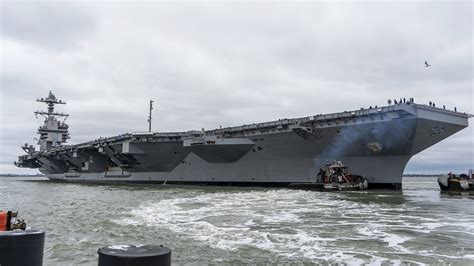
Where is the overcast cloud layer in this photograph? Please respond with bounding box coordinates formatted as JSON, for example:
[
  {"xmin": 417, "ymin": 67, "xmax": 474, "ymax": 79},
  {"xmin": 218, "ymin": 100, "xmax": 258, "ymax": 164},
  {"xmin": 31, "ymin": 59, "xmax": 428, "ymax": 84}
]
[{"xmin": 1, "ymin": 1, "xmax": 472, "ymax": 174}]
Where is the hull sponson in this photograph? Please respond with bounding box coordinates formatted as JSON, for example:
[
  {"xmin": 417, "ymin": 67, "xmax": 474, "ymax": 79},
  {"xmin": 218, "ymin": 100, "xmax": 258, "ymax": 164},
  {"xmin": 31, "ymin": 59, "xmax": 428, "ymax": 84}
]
[
  {"xmin": 17, "ymin": 103, "xmax": 471, "ymax": 189},
  {"xmin": 183, "ymin": 138, "xmax": 255, "ymax": 163},
  {"xmin": 125, "ymin": 142, "xmax": 190, "ymax": 172},
  {"xmin": 36, "ymin": 156, "xmax": 69, "ymax": 174}
]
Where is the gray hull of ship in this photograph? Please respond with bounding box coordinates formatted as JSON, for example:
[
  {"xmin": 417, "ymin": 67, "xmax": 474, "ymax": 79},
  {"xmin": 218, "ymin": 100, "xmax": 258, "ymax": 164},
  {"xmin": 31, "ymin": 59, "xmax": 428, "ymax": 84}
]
[{"xmin": 47, "ymin": 154, "xmax": 411, "ymax": 187}]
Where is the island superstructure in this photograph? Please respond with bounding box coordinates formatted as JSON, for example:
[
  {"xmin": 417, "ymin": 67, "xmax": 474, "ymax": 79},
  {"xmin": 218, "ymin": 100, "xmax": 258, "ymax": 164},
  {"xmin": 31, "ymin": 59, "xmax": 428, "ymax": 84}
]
[{"xmin": 16, "ymin": 92, "xmax": 472, "ymax": 189}]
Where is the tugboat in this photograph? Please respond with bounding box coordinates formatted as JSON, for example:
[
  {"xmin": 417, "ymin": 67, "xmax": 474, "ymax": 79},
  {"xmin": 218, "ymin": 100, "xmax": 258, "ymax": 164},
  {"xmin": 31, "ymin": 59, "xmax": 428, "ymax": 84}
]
[
  {"xmin": 438, "ymin": 170, "xmax": 474, "ymax": 194},
  {"xmin": 289, "ymin": 161, "xmax": 368, "ymax": 191},
  {"xmin": 320, "ymin": 161, "xmax": 368, "ymax": 191}
]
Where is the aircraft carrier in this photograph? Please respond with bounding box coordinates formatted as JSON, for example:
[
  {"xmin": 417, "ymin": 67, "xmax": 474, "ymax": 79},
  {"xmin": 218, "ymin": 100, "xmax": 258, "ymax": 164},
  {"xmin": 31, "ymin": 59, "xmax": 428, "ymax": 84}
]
[{"xmin": 15, "ymin": 92, "xmax": 472, "ymax": 189}]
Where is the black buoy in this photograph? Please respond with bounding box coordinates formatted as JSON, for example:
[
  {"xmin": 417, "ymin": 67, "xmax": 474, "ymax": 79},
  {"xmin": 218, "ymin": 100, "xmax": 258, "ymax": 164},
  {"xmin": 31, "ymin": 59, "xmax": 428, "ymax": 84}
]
[
  {"xmin": 98, "ymin": 244, "xmax": 171, "ymax": 266},
  {"xmin": 0, "ymin": 229, "xmax": 45, "ymax": 266}
]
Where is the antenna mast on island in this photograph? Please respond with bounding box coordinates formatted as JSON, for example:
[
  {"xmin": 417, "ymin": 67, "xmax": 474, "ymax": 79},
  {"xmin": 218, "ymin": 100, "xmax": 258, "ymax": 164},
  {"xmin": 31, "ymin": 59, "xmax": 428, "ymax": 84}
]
[
  {"xmin": 148, "ymin": 100, "xmax": 154, "ymax": 132},
  {"xmin": 34, "ymin": 91, "xmax": 70, "ymax": 151}
]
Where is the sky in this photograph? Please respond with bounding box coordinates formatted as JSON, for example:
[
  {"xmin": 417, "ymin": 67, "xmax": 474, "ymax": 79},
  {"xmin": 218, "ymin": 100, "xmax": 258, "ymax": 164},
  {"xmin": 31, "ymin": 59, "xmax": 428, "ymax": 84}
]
[{"xmin": 0, "ymin": 1, "xmax": 472, "ymax": 174}]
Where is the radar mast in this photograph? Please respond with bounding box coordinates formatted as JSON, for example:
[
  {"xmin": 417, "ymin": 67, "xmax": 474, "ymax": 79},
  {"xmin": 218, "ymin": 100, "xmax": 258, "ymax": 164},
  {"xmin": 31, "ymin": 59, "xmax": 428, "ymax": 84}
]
[{"xmin": 34, "ymin": 91, "xmax": 70, "ymax": 151}]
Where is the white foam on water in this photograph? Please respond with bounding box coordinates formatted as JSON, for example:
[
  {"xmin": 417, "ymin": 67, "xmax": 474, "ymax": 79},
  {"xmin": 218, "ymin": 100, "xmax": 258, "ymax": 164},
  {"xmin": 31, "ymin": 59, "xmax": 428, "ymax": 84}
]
[
  {"xmin": 421, "ymin": 222, "xmax": 443, "ymax": 231},
  {"xmin": 415, "ymin": 252, "xmax": 473, "ymax": 260},
  {"xmin": 112, "ymin": 188, "xmax": 474, "ymax": 263},
  {"xmin": 244, "ymin": 219, "xmax": 255, "ymax": 226},
  {"xmin": 313, "ymin": 249, "xmax": 409, "ymax": 265},
  {"xmin": 382, "ymin": 234, "xmax": 411, "ymax": 252},
  {"xmin": 448, "ymin": 221, "xmax": 474, "ymax": 231},
  {"xmin": 262, "ymin": 210, "xmax": 300, "ymax": 224},
  {"xmin": 108, "ymin": 244, "xmax": 130, "ymax": 250},
  {"xmin": 133, "ymin": 192, "xmax": 323, "ymax": 258},
  {"xmin": 356, "ymin": 223, "xmax": 412, "ymax": 254},
  {"xmin": 115, "ymin": 189, "xmax": 351, "ymax": 259},
  {"xmin": 465, "ymin": 254, "xmax": 474, "ymax": 259},
  {"xmin": 398, "ymin": 215, "xmax": 437, "ymax": 222},
  {"xmin": 315, "ymin": 250, "xmax": 366, "ymax": 265}
]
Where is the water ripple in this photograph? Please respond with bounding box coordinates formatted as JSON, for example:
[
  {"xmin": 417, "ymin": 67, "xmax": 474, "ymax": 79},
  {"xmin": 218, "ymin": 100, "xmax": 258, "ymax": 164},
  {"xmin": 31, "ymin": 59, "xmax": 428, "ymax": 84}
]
[{"xmin": 2, "ymin": 176, "xmax": 474, "ymax": 264}]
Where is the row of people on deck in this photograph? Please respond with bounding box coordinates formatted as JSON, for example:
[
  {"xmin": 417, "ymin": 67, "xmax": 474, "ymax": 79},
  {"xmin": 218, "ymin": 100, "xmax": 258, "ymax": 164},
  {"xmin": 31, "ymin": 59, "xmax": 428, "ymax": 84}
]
[
  {"xmin": 386, "ymin": 97, "xmax": 459, "ymax": 112},
  {"xmin": 388, "ymin": 97, "xmax": 414, "ymax": 105},
  {"xmin": 429, "ymin": 101, "xmax": 457, "ymax": 112}
]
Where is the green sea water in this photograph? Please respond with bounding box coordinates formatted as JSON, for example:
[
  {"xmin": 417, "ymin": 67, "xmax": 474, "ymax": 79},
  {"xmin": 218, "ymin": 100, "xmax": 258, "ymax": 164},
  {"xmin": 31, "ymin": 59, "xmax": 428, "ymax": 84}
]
[{"xmin": 1, "ymin": 176, "xmax": 473, "ymax": 265}]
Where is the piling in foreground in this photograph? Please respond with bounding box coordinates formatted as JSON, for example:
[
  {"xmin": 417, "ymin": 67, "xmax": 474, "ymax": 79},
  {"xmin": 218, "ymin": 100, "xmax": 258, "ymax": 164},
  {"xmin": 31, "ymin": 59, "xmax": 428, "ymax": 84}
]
[
  {"xmin": 98, "ymin": 244, "xmax": 171, "ymax": 266},
  {"xmin": 0, "ymin": 229, "xmax": 45, "ymax": 266}
]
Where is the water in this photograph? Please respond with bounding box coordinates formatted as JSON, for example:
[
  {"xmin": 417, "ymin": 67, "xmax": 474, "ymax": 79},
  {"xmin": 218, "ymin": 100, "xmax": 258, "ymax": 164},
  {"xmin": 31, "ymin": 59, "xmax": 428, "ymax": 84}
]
[{"xmin": 1, "ymin": 176, "xmax": 473, "ymax": 265}]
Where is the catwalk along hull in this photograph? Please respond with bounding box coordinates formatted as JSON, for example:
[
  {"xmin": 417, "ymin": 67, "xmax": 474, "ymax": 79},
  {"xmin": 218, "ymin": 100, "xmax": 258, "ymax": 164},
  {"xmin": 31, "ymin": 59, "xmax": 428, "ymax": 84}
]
[{"xmin": 16, "ymin": 99, "xmax": 471, "ymax": 189}]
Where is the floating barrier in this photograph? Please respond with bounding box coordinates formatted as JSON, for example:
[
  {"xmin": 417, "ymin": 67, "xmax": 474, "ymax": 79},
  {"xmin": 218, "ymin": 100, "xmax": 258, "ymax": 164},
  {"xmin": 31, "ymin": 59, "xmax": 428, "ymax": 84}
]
[{"xmin": 98, "ymin": 244, "xmax": 171, "ymax": 266}]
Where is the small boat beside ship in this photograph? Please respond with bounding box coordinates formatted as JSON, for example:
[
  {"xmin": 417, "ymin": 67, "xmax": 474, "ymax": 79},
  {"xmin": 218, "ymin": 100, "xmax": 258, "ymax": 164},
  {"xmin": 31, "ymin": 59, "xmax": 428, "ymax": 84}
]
[
  {"xmin": 438, "ymin": 169, "xmax": 474, "ymax": 194},
  {"xmin": 289, "ymin": 161, "xmax": 368, "ymax": 191}
]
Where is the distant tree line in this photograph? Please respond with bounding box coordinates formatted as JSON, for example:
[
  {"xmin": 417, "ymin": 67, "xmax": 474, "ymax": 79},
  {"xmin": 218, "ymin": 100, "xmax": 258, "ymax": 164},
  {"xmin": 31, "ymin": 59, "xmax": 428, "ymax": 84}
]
[
  {"xmin": 0, "ymin": 173, "xmax": 45, "ymax": 177},
  {"xmin": 403, "ymin": 174, "xmax": 443, "ymax": 177},
  {"xmin": 0, "ymin": 173, "xmax": 446, "ymax": 178}
]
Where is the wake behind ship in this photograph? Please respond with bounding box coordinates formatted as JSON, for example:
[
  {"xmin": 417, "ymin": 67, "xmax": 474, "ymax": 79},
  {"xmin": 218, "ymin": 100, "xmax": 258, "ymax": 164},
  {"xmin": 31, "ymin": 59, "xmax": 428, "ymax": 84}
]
[{"xmin": 16, "ymin": 92, "xmax": 472, "ymax": 189}]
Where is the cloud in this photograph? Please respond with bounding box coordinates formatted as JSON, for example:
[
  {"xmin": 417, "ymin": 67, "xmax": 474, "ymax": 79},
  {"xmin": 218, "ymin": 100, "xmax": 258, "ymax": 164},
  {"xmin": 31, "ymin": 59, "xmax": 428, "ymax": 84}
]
[
  {"xmin": 1, "ymin": 2, "xmax": 95, "ymax": 51},
  {"xmin": 1, "ymin": 2, "xmax": 472, "ymax": 174}
]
